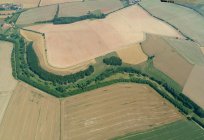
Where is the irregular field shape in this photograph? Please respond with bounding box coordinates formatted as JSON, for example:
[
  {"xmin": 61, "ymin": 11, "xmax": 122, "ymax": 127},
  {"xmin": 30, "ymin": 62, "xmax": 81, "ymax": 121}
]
[
  {"xmin": 61, "ymin": 83, "xmax": 182, "ymax": 140},
  {"xmin": 0, "ymin": 82, "xmax": 60, "ymax": 140},
  {"xmin": 141, "ymin": 35, "xmax": 193, "ymax": 87},
  {"xmin": 40, "ymin": 0, "xmax": 82, "ymax": 6},
  {"xmin": 183, "ymin": 65, "xmax": 204, "ymax": 109},
  {"xmin": 26, "ymin": 5, "xmax": 181, "ymax": 68},
  {"xmin": 59, "ymin": 0, "xmax": 123, "ymax": 17},
  {"xmin": 16, "ymin": 5, "xmax": 57, "ymax": 25},
  {"xmin": 140, "ymin": 0, "xmax": 204, "ymax": 45},
  {"xmin": 114, "ymin": 120, "xmax": 204, "ymax": 140},
  {"xmin": 0, "ymin": 0, "xmax": 40, "ymax": 8},
  {"xmin": 116, "ymin": 43, "xmax": 148, "ymax": 65},
  {"xmin": 20, "ymin": 29, "xmax": 96, "ymax": 75}
]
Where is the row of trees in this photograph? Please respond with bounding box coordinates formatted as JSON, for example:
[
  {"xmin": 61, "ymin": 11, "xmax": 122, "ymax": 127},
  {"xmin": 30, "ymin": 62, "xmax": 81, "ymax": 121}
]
[
  {"xmin": 26, "ymin": 43, "xmax": 94, "ymax": 84},
  {"xmin": 53, "ymin": 10, "xmax": 105, "ymax": 24}
]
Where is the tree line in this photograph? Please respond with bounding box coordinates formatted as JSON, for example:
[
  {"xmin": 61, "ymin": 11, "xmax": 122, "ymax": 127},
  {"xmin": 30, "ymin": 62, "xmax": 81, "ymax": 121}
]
[{"xmin": 26, "ymin": 43, "xmax": 94, "ymax": 84}]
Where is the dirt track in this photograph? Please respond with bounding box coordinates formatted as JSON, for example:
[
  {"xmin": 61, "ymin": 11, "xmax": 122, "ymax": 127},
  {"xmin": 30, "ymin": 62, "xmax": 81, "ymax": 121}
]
[{"xmin": 61, "ymin": 83, "xmax": 182, "ymax": 140}]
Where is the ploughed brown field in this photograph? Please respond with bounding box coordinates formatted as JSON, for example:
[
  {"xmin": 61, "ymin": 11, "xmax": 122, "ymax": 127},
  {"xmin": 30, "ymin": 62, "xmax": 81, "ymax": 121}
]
[
  {"xmin": 25, "ymin": 5, "xmax": 182, "ymax": 68},
  {"xmin": 61, "ymin": 83, "xmax": 182, "ymax": 140}
]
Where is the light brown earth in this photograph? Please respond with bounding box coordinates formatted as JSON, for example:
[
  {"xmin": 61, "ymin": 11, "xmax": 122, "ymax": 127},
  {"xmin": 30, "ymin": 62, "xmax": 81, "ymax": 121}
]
[
  {"xmin": 40, "ymin": 0, "xmax": 82, "ymax": 6},
  {"xmin": 116, "ymin": 43, "xmax": 148, "ymax": 65},
  {"xmin": 0, "ymin": 82, "xmax": 60, "ymax": 140},
  {"xmin": 20, "ymin": 29, "xmax": 96, "ymax": 75},
  {"xmin": 61, "ymin": 83, "xmax": 182, "ymax": 140},
  {"xmin": 183, "ymin": 65, "xmax": 204, "ymax": 109},
  {"xmin": 0, "ymin": 0, "xmax": 40, "ymax": 8},
  {"xmin": 141, "ymin": 35, "xmax": 193, "ymax": 87},
  {"xmin": 0, "ymin": 41, "xmax": 18, "ymax": 128},
  {"xmin": 26, "ymin": 5, "xmax": 182, "ymax": 68}
]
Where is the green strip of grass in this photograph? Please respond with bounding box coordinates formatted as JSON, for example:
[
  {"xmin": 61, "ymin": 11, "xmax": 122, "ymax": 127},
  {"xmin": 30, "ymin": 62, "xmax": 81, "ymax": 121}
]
[{"xmin": 113, "ymin": 120, "xmax": 204, "ymax": 140}]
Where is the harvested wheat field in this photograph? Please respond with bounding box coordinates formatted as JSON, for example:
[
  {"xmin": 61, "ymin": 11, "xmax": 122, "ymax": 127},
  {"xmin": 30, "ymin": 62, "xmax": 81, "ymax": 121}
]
[
  {"xmin": 0, "ymin": 0, "xmax": 40, "ymax": 8},
  {"xmin": 141, "ymin": 35, "xmax": 193, "ymax": 87},
  {"xmin": 116, "ymin": 43, "xmax": 147, "ymax": 65},
  {"xmin": 0, "ymin": 41, "xmax": 17, "ymax": 126},
  {"xmin": 20, "ymin": 29, "xmax": 96, "ymax": 75},
  {"xmin": 16, "ymin": 5, "xmax": 57, "ymax": 25},
  {"xmin": 25, "ymin": 5, "xmax": 181, "ymax": 68},
  {"xmin": 61, "ymin": 83, "xmax": 182, "ymax": 140},
  {"xmin": 0, "ymin": 82, "xmax": 60, "ymax": 140},
  {"xmin": 183, "ymin": 65, "xmax": 204, "ymax": 109},
  {"xmin": 40, "ymin": 0, "xmax": 82, "ymax": 6}
]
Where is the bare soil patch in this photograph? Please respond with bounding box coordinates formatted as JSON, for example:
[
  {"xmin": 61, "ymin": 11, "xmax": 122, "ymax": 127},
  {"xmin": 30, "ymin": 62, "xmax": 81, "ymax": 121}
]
[
  {"xmin": 61, "ymin": 83, "xmax": 182, "ymax": 140},
  {"xmin": 26, "ymin": 5, "xmax": 181, "ymax": 68}
]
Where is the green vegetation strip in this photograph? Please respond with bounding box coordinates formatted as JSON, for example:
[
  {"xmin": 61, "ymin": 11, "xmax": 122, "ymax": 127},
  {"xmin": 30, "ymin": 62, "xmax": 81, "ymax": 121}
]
[
  {"xmin": 1, "ymin": 26, "xmax": 204, "ymax": 129},
  {"xmin": 113, "ymin": 120, "xmax": 204, "ymax": 140}
]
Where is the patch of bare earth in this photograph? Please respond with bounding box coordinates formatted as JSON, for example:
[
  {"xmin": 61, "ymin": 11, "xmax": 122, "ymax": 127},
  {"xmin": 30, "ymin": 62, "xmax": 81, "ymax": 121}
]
[{"xmin": 61, "ymin": 83, "xmax": 182, "ymax": 140}]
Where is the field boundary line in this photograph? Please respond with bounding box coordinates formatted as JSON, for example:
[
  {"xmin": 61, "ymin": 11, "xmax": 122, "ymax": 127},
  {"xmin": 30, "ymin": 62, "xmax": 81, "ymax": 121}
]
[{"xmin": 138, "ymin": 3, "xmax": 197, "ymax": 44}]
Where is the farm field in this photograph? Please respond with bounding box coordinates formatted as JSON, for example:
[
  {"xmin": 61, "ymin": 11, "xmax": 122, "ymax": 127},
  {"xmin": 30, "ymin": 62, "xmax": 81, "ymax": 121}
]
[
  {"xmin": 20, "ymin": 29, "xmax": 96, "ymax": 75},
  {"xmin": 173, "ymin": 0, "xmax": 204, "ymax": 16},
  {"xmin": 140, "ymin": 0, "xmax": 204, "ymax": 45},
  {"xmin": 0, "ymin": 0, "xmax": 40, "ymax": 8},
  {"xmin": 116, "ymin": 43, "xmax": 147, "ymax": 65},
  {"xmin": 40, "ymin": 0, "xmax": 82, "ymax": 6},
  {"xmin": 0, "ymin": 41, "xmax": 18, "ymax": 127},
  {"xmin": 58, "ymin": 0, "xmax": 123, "ymax": 17},
  {"xmin": 61, "ymin": 83, "xmax": 182, "ymax": 140},
  {"xmin": 25, "ymin": 5, "xmax": 181, "ymax": 68},
  {"xmin": 164, "ymin": 38, "xmax": 204, "ymax": 65},
  {"xmin": 0, "ymin": 82, "xmax": 60, "ymax": 140},
  {"xmin": 183, "ymin": 65, "xmax": 204, "ymax": 109},
  {"xmin": 113, "ymin": 120, "xmax": 204, "ymax": 140},
  {"xmin": 16, "ymin": 5, "xmax": 58, "ymax": 25},
  {"xmin": 141, "ymin": 35, "xmax": 193, "ymax": 87}
]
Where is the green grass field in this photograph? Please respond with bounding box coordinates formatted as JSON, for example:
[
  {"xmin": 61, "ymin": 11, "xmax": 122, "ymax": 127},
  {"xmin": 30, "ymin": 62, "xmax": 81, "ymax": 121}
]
[{"xmin": 113, "ymin": 120, "xmax": 204, "ymax": 140}]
